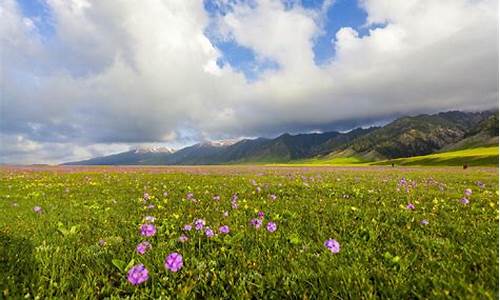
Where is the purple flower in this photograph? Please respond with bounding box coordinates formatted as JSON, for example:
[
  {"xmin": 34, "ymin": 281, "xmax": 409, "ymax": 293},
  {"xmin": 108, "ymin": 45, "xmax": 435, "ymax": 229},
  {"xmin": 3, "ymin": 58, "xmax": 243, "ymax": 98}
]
[
  {"xmin": 136, "ymin": 241, "xmax": 152, "ymax": 255},
  {"xmin": 266, "ymin": 222, "xmax": 277, "ymax": 233},
  {"xmin": 178, "ymin": 234, "xmax": 189, "ymax": 243},
  {"xmin": 231, "ymin": 194, "xmax": 239, "ymax": 209},
  {"xmin": 406, "ymin": 203, "xmax": 415, "ymax": 210},
  {"xmin": 183, "ymin": 224, "xmax": 192, "ymax": 231},
  {"xmin": 205, "ymin": 227, "xmax": 215, "ymax": 238},
  {"xmin": 476, "ymin": 181, "xmax": 485, "ymax": 189},
  {"xmin": 213, "ymin": 195, "xmax": 220, "ymax": 201},
  {"xmin": 324, "ymin": 239, "xmax": 340, "ymax": 253},
  {"xmin": 464, "ymin": 188, "xmax": 473, "ymax": 197},
  {"xmin": 231, "ymin": 194, "xmax": 238, "ymax": 202},
  {"xmin": 256, "ymin": 187, "xmax": 262, "ymax": 193},
  {"xmin": 143, "ymin": 193, "xmax": 150, "ymax": 201},
  {"xmin": 223, "ymin": 211, "xmax": 229, "ymax": 218},
  {"xmin": 258, "ymin": 211, "xmax": 265, "ymax": 219},
  {"xmin": 146, "ymin": 204, "xmax": 155, "ymax": 209},
  {"xmin": 250, "ymin": 218, "xmax": 263, "ymax": 229},
  {"xmin": 420, "ymin": 219, "xmax": 429, "ymax": 225},
  {"xmin": 186, "ymin": 192, "xmax": 194, "ymax": 200},
  {"xmin": 98, "ymin": 239, "xmax": 106, "ymax": 247},
  {"xmin": 164, "ymin": 252, "xmax": 183, "ymax": 272},
  {"xmin": 144, "ymin": 216, "xmax": 155, "ymax": 223},
  {"xmin": 269, "ymin": 194, "xmax": 277, "ymax": 201},
  {"xmin": 127, "ymin": 264, "xmax": 149, "ymax": 285},
  {"xmin": 33, "ymin": 206, "xmax": 43, "ymax": 214},
  {"xmin": 460, "ymin": 197, "xmax": 469, "ymax": 205},
  {"xmin": 219, "ymin": 225, "xmax": 230, "ymax": 234},
  {"xmin": 194, "ymin": 219, "xmax": 205, "ymax": 231},
  {"xmin": 140, "ymin": 224, "xmax": 156, "ymax": 237},
  {"xmin": 231, "ymin": 201, "xmax": 239, "ymax": 209}
]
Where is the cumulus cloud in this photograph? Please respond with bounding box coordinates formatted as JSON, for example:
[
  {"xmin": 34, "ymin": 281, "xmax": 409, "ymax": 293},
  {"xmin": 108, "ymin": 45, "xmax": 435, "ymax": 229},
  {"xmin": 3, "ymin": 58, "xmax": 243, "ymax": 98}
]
[{"xmin": 0, "ymin": 0, "xmax": 497, "ymax": 164}]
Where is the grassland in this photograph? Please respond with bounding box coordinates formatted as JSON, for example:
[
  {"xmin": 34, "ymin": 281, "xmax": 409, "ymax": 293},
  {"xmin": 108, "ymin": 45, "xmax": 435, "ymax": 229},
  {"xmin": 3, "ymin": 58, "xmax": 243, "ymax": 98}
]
[
  {"xmin": 283, "ymin": 146, "xmax": 498, "ymax": 167},
  {"xmin": 373, "ymin": 146, "xmax": 499, "ymax": 166},
  {"xmin": 0, "ymin": 165, "xmax": 498, "ymax": 299}
]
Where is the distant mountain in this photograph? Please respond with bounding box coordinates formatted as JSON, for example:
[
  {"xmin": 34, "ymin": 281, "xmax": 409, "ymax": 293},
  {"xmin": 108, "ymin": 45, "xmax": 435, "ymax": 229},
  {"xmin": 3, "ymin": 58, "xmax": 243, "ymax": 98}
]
[
  {"xmin": 63, "ymin": 110, "xmax": 498, "ymax": 165},
  {"xmin": 63, "ymin": 146, "xmax": 175, "ymax": 165},
  {"xmin": 333, "ymin": 111, "xmax": 497, "ymax": 159}
]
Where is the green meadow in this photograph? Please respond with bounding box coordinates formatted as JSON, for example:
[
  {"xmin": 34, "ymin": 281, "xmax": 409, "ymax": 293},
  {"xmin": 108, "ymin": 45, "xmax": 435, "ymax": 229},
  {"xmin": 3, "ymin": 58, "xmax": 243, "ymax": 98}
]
[
  {"xmin": 283, "ymin": 146, "xmax": 499, "ymax": 167},
  {"xmin": 0, "ymin": 166, "xmax": 498, "ymax": 299}
]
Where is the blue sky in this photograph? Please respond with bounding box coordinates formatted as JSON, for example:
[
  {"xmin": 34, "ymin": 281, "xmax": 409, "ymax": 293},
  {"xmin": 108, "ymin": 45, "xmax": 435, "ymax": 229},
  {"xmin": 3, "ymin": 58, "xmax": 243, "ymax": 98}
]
[
  {"xmin": 3, "ymin": 0, "xmax": 497, "ymax": 163},
  {"xmin": 17, "ymin": 0, "xmax": 376, "ymax": 80},
  {"xmin": 203, "ymin": 0, "xmax": 370, "ymax": 79}
]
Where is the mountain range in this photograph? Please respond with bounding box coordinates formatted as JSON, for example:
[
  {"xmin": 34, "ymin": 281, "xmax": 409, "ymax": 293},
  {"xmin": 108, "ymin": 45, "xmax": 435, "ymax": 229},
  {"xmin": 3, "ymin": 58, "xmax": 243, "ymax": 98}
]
[{"xmin": 63, "ymin": 110, "xmax": 498, "ymax": 165}]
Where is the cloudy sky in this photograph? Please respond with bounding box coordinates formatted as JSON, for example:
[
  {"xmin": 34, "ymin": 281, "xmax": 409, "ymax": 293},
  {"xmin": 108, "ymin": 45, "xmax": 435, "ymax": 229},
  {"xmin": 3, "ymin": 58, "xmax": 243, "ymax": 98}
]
[{"xmin": 1, "ymin": 0, "xmax": 498, "ymax": 164}]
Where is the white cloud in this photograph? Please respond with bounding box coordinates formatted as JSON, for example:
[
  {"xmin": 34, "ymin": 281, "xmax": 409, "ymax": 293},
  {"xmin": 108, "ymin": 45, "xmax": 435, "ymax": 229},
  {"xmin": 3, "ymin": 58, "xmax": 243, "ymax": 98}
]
[{"xmin": 0, "ymin": 0, "xmax": 497, "ymax": 163}]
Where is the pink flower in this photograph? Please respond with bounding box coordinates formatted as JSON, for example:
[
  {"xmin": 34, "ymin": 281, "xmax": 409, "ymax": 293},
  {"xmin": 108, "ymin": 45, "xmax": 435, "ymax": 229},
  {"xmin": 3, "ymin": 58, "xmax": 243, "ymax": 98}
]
[
  {"xmin": 266, "ymin": 222, "xmax": 277, "ymax": 233},
  {"xmin": 164, "ymin": 252, "xmax": 183, "ymax": 272},
  {"xmin": 140, "ymin": 224, "xmax": 156, "ymax": 237},
  {"xmin": 136, "ymin": 241, "xmax": 152, "ymax": 255}
]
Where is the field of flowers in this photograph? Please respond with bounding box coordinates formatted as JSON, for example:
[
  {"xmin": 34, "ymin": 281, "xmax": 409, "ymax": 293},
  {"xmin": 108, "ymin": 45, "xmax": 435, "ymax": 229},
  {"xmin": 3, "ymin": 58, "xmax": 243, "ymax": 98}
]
[{"xmin": 0, "ymin": 166, "xmax": 498, "ymax": 299}]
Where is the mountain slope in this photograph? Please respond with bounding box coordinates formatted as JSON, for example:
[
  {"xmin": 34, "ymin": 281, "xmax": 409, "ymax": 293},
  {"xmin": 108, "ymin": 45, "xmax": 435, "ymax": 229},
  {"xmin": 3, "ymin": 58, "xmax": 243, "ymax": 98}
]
[
  {"xmin": 335, "ymin": 111, "xmax": 497, "ymax": 159},
  {"xmin": 62, "ymin": 110, "xmax": 498, "ymax": 165}
]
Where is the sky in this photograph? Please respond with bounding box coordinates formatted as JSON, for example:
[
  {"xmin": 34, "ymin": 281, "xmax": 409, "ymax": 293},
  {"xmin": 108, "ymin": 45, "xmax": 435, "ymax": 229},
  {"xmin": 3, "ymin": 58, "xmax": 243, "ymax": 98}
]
[{"xmin": 0, "ymin": 0, "xmax": 498, "ymax": 164}]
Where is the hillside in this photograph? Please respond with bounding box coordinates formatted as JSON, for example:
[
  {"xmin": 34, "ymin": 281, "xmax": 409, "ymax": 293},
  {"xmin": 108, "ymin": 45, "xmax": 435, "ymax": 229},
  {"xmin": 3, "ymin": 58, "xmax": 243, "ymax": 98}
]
[{"xmin": 63, "ymin": 110, "xmax": 498, "ymax": 165}]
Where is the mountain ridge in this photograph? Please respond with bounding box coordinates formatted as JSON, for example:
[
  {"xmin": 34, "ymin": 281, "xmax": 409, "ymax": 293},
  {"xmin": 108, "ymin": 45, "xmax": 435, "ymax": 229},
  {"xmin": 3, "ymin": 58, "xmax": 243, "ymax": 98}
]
[{"xmin": 63, "ymin": 110, "xmax": 498, "ymax": 165}]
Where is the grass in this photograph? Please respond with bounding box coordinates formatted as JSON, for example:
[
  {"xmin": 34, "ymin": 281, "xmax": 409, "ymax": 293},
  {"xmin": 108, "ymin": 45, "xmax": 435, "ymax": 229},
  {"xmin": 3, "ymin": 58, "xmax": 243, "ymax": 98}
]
[
  {"xmin": 0, "ymin": 166, "xmax": 498, "ymax": 298},
  {"xmin": 278, "ymin": 146, "xmax": 499, "ymax": 167},
  {"xmin": 373, "ymin": 146, "xmax": 499, "ymax": 166}
]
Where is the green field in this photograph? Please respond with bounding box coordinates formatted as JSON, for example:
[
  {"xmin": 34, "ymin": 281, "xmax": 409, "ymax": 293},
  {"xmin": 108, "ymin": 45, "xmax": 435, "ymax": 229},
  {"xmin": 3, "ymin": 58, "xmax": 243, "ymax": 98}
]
[
  {"xmin": 374, "ymin": 146, "xmax": 499, "ymax": 166},
  {"xmin": 283, "ymin": 146, "xmax": 499, "ymax": 167},
  {"xmin": 1, "ymin": 166, "xmax": 498, "ymax": 298}
]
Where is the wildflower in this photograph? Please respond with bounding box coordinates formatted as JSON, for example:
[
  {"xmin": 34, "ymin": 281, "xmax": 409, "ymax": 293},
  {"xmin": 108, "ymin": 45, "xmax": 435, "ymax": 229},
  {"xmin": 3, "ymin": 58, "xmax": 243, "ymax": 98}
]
[
  {"xmin": 146, "ymin": 204, "xmax": 155, "ymax": 209},
  {"xmin": 98, "ymin": 239, "xmax": 106, "ymax": 247},
  {"xmin": 144, "ymin": 216, "xmax": 155, "ymax": 223},
  {"xmin": 231, "ymin": 194, "xmax": 239, "ymax": 209},
  {"xmin": 460, "ymin": 197, "xmax": 469, "ymax": 205},
  {"xmin": 136, "ymin": 241, "xmax": 152, "ymax": 255},
  {"xmin": 476, "ymin": 181, "xmax": 485, "ymax": 189},
  {"xmin": 178, "ymin": 234, "xmax": 189, "ymax": 243},
  {"xmin": 324, "ymin": 239, "xmax": 340, "ymax": 253},
  {"xmin": 258, "ymin": 211, "xmax": 265, "ymax": 219},
  {"xmin": 464, "ymin": 188, "xmax": 473, "ymax": 197},
  {"xmin": 406, "ymin": 203, "xmax": 415, "ymax": 210},
  {"xmin": 256, "ymin": 187, "xmax": 262, "ymax": 193},
  {"xmin": 250, "ymin": 218, "xmax": 263, "ymax": 229},
  {"xmin": 164, "ymin": 252, "xmax": 183, "ymax": 272},
  {"xmin": 140, "ymin": 224, "xmax": 156, "ymax": 237},
  {"xmin": 266, "ymin": 222, "xmax": 277, "ymax": 233},
  {"xmin": 183, "ymin": 224, "xmax": 192, "ymax": 231},
  {"xmin": 186, "ymin": 192, "xmax": 194, "ymax": 200},
  {"xmin": 205, "ymin": 227, "xmax": 215, "ymax": 238},
  {"xmin": 194, "ymin": 219, "xmax": 205, "ymax": 230},
  {"xmin": 33, "ymin": 206, "xmax": 43, "ymax": 214},
  {"xmin": 127, "ymin": 264, "xmax": 149, "ymax": 285},
  {"xmin": 213, "ymin": 195, "xmax": 220, "ymax": 201},
  {"xmin": 231, "ymin": 201, "xmax": 239, "ymax": 209},
  {"xmin": 219, "ymin": 225, "xmax": 230, "ymax": 234},
  {"xmin": 223, "ymin": 211, "xmax": 229, "ymax": 218},
  {"xmin": 269, "ymin": 194, "xmax": 277, "ymax": 201},
  {"xmin": 420, "ymin": 219, "xmax": 429, "ymax": 225},
  {"xmin": 12, "ymin": 202, "xmax": 19, "ymax": 207},
  {"xmin": 143, "ymin": 193, "xmax": 150, "ymax": 201},
  {"xmin": 163, "ymin": 191, "xmax": 168, "ymax": 197}
]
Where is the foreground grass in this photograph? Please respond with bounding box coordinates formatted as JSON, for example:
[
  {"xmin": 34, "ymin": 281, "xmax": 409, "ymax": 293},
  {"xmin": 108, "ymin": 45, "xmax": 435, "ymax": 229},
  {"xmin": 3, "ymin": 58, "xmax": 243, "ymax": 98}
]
[
  {"xmin": 373, "ymin": 146, "xmax": 499, "ymax": 166},
  {"xmin": 0, "ymin": 166, "xmax": 498, "ymax": 298}
]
